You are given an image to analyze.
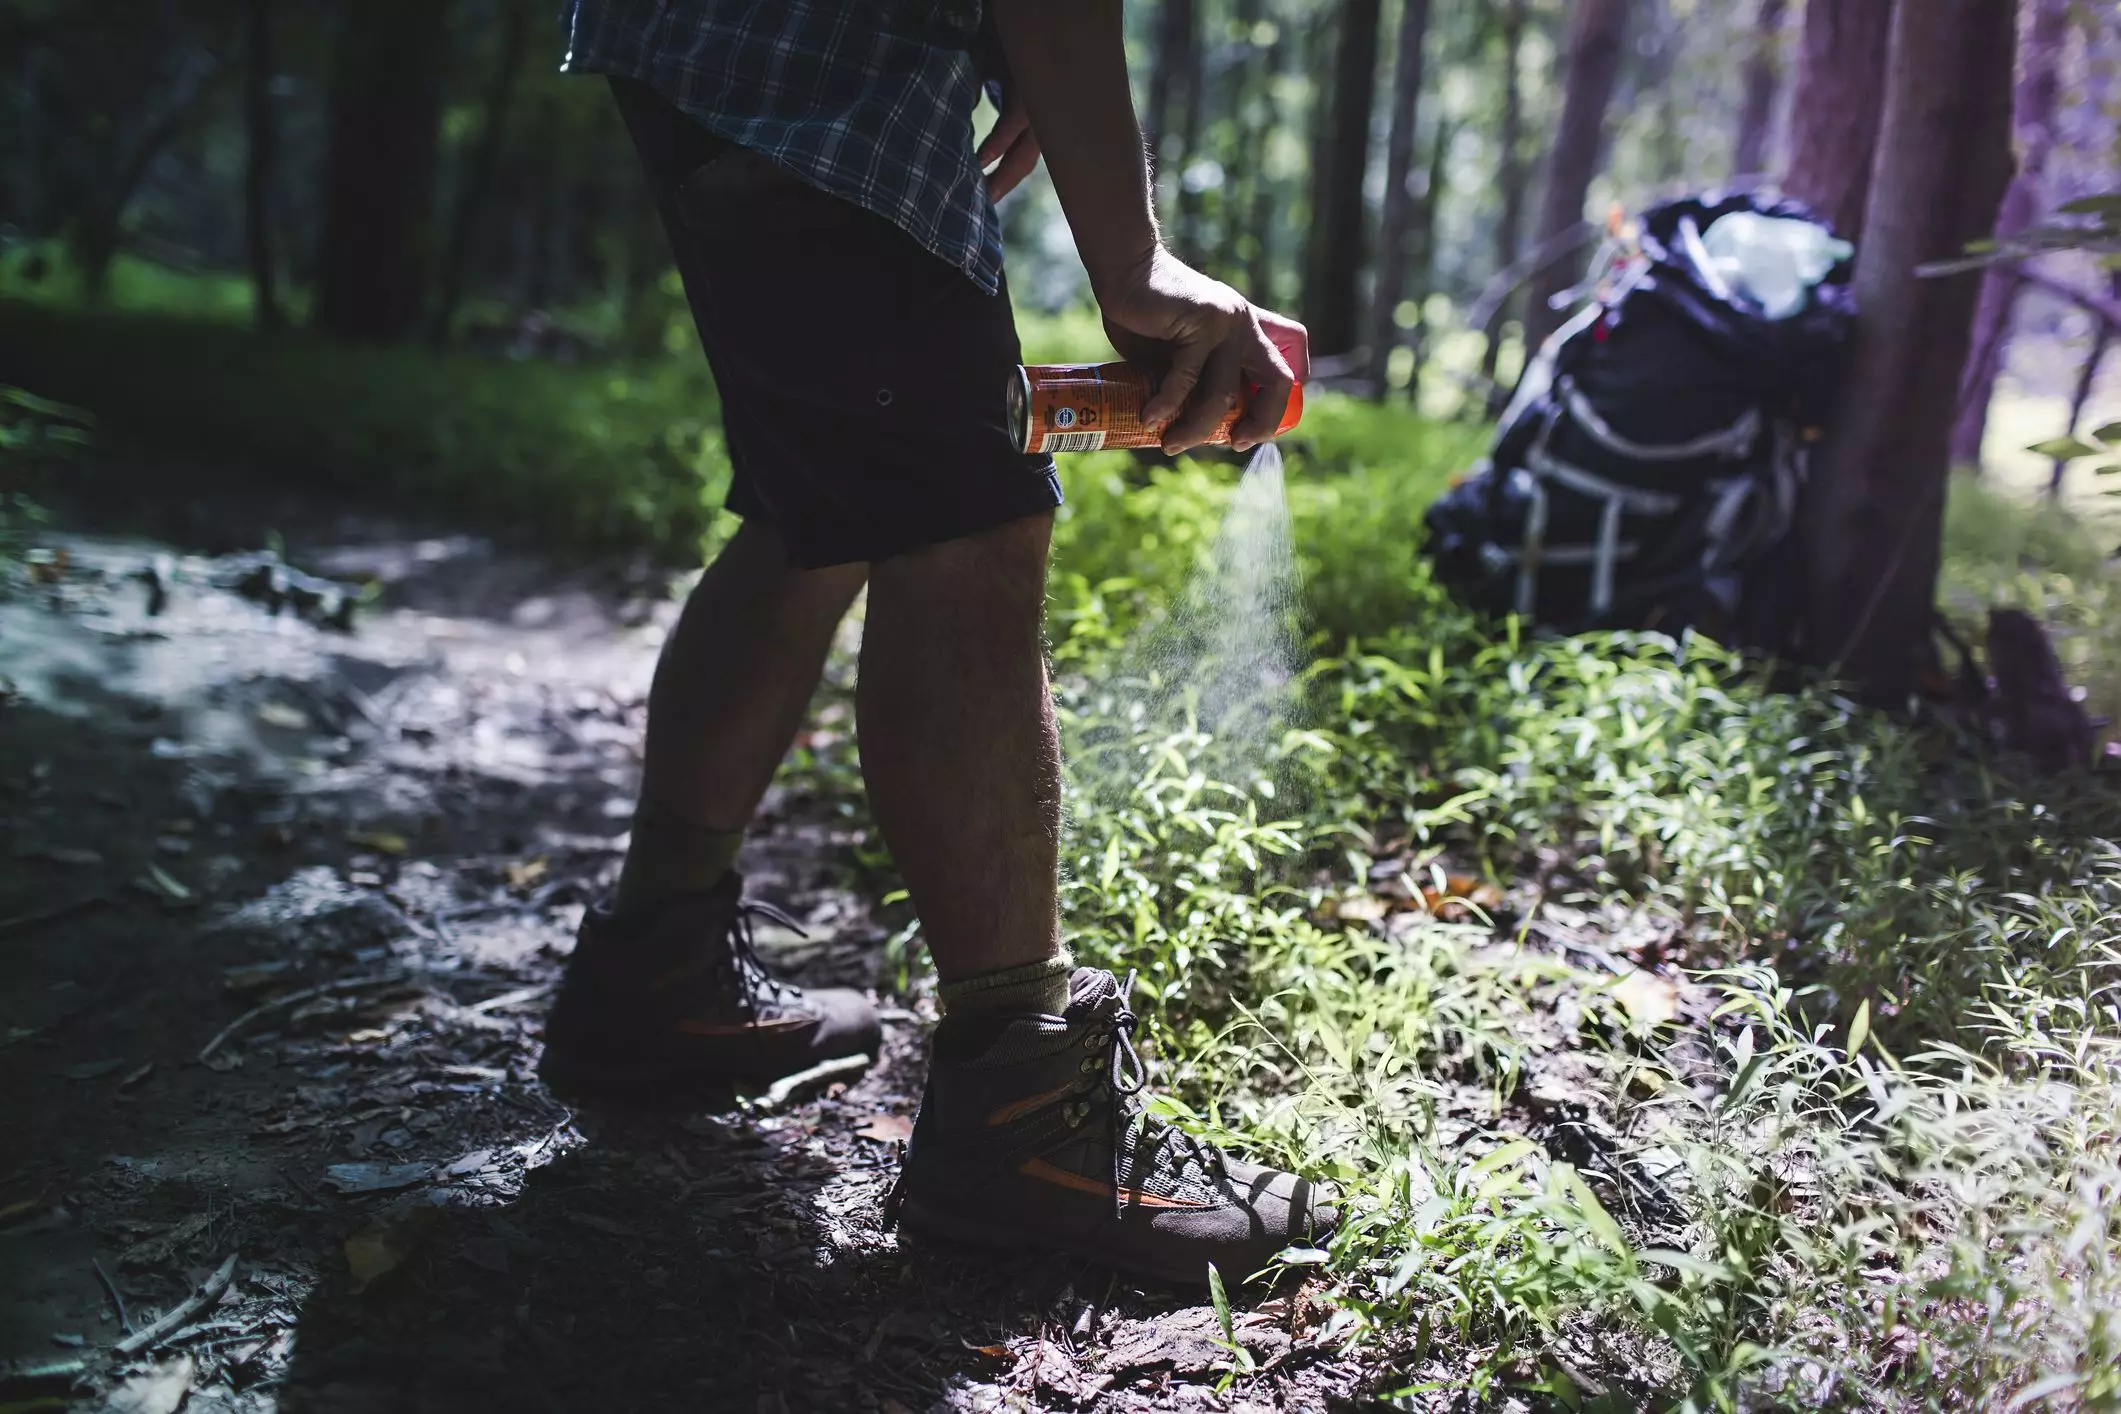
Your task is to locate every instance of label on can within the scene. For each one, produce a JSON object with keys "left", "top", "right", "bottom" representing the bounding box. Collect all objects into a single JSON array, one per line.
[{"left": 1039, "top": 430, "right": 1107, "bottom": 453}]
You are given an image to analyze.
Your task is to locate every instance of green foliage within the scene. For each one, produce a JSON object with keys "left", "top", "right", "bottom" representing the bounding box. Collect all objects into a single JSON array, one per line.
[
  {"left": 0, "top": 302, "right": 734, "bottom": 561},
  {"left": 0, "top": 383, "right": 92, "bottom": 564}
]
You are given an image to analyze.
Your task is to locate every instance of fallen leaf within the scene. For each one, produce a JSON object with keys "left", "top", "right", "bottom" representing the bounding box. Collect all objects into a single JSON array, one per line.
[
  {"left": 118, "top": 1062, "right": 156, "bottom": 1091},
  {"left": 1610, "top": 969, "right": 1679, "bottom": 1027},
  {"left": 64, "top": 1059, "right": 127, "bottom": 1082},
  {"left": 856, "top": 1114, "right": 913, "bottom": 1144},
  {"left": 323, "top": 1162, "right": 432, "bottom": 1195},
  {"left": 967, "top": 1343, "right": 1010, "bottom": 1360},
  {"left": 440, "top": 1148, "right": 495, "bottom": 1178},
  {"left": 1420, "top": 874, "right": 1505, "bottom": 919},
  {"left": 132, "top": 864, "right": 194, "bottom": 905},
  {"left": 345, "top": 1206, "right": 440, "bottom": 1293},
  {"left": 25, "top": 547, "right": 69, "bottom": 584},
  {"left": 48, "top": 1332, "right": 84, "bottom": 1348},
  {"left": 222, "top": 960, "right": 295, "bottom": 994},
  {"left": 346, "top": 830, "right": 408, "bottom": 856},
  {"left": 255, "top": 702, "right": 309, "bottom": 731},
  {"left": 106, "top": 1354, "right": 193, "bottom": 1414},
  {"left": 504, "top": 856, "right": 548, "bottom": 890},
  {"left": 1324, "top": 895, "right": 1390, "bottom": 923}
]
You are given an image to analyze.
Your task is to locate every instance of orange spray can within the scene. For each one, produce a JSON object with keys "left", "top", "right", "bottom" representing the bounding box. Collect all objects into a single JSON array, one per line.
[{"left": 1008, "top": 362, "right": 1304, "bottom": 454}]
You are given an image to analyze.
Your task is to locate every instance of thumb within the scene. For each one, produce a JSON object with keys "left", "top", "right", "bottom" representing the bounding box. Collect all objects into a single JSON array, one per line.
[{"left": 1140, "top": 332, "right": 1212, "bottom": 430}]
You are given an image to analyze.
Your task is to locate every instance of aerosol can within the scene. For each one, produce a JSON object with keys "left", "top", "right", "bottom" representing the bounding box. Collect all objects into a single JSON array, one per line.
[{"left": 1008, "top": 363, "right": 1304, "bottom": 454}]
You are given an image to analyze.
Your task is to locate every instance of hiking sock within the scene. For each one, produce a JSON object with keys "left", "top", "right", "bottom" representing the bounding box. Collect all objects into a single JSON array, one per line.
[
  {"left": 937, "top": 953, "right": 1075, "bottom": 1017},
  {"left": 611, "top": 811, "right": 744, "bottom": 931}
]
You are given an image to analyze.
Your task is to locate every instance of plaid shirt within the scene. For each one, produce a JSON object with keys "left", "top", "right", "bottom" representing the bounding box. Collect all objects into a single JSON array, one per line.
[{"left": 562, "top": 0, "right": 1004, "bottom": 293}]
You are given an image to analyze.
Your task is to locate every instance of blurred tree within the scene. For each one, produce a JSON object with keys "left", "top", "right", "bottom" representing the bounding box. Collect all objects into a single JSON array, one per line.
[
  {"left": 1368, "top": 0, "right": 1434, "bottom": 396},
  {"left": 1951, "top": 0, "right": 2072, "bottom": 471},
  {"left": 1730, "top": 0, "right": 1787, "bottom": 181},
  {"left": 1241, "top": 11, "right": 1297, "bottom": 306},
  {"left": 1478, "top": 0, "right": 1530, "bottom": 397},
  {"left": 314, "top": 0, "right": 451, "bottom": 341},
  {"left": 1522, "top": 0, "right": 1631, "bottom": 355},
  {"left": 242, "top": 0, "right": 281, "bottom": 329},
  {"left": 1146, "top": 0, "right": 1200, "bottom": 222},
  {"left": 1781, "top": 0, "right": 1891, "bottom": 239},
  {"left": 430, "top": 0, "right": 531, "bottom": 344},
  {"left": 1302, "top": 0, "right": 1383, "bottom": 358},
  {"left": 1799, "top": 0, "right": 2017, "bottom": 698}
]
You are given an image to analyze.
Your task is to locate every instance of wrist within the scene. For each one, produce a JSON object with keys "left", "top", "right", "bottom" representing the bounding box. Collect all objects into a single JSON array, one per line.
[{"left": 1084, "top": 237, "right": 1162, "bottom": 304}]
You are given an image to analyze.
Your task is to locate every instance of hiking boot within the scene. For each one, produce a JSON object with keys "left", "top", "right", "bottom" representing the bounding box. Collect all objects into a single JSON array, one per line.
[
  {"left": 887, "top": 968, "right": 1335, "bottom": 1287},
  {"left": 539, "top": 873, "right": 879, "bottom": 1092}
]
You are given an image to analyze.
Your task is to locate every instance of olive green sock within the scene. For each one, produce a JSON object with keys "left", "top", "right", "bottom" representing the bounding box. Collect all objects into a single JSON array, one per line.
[
  {"left": 936, "top": 953, "right": 1075, "bottom": 1016},
  {"left": 612, "top": 811, "right": 744, "bottom": 929}
]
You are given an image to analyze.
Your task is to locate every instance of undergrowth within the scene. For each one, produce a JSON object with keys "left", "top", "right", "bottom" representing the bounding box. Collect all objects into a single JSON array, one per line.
[{"left": 8, "top": 293, "right": 2119, "bottom": 1407}]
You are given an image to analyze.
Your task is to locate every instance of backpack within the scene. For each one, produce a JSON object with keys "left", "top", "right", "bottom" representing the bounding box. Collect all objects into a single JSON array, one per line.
[{"left": 1425, "top": 192, "right": 1856, "bottom": 644}]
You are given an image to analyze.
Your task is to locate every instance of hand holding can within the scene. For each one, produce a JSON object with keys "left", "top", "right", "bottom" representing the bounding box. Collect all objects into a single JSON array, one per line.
[{"left": 1008, "top": 362, "right": 1305, "bottom": 455}]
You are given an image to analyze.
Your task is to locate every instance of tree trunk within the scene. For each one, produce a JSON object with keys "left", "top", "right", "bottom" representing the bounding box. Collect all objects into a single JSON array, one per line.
[
  {"left": 521, "top": 97, "right": 562, "bottom": 315},
  {"left": 1217, "top": 0, "right": 1267, "bottom": 280},
  {"left": 1949, "top": 0, "right": 2071, "bottom": 471},
  {"left": 1405, "top": 114, "right": 1451, "bottom": 393},
  {"left": 1730, "top": 0, "right": 1787, "bottom": 180},
  {"left": 1243, "top": 15, "right": 1296, "bottom": 305},
  {"left": 1798, "top": 0, "right": 2017, "bottom": 700},
  {"left": 430, "top": 0, "right": 529, "bottom": 345},
  {"left": 1146, "top": 0, "right": 1197, "bottom": 202},
  {"left": 1479, "top": 0, "right": 1529, "bottom": 394},
  {"left": 74, "top": 93, "right": 200, "bottom": 305},
  {"left": 1301, "top": 0, "right": 1383, "bottom": 359},
  {"left": 1521, "top": 0, "right": 1630, "bottom": 356},
  {"left": 1367, "top": 0, "right": 1434, "bottom": 396},
  {"left": 242, "top": 0, "right": 281, "bottom": 331},
  {"left": 1781, "top": 0, "right": 1892, "bottom": 240},
  {"left": 314, "top": 0, "right": 449, "bottom": 342},
  {"left": 1174, "top": 0, "right": 1208, "bottom": 260}
]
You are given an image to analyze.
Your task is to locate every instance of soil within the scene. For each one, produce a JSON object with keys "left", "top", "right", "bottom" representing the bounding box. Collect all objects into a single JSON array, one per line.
[{"left": 0, "top": 490, "right": 1394, "bottom": 1414}]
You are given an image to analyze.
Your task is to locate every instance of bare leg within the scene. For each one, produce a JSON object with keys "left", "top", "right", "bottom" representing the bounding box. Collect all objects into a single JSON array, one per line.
[
  {"left": 616, "top": 519, "right": 865, "bottom": 915},
  {"left": 857, "top": 513, "right": 1063, "bottom": 982}
]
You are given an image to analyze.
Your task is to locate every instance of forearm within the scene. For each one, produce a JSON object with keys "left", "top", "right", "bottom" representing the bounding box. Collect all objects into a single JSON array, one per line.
[{"left": 988, "top": 0, "right": 1159, "bottom": 299}]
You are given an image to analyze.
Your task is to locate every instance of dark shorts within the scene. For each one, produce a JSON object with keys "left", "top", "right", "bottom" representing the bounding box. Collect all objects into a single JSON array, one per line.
[{"left": 610, "top": 78, "right": 1062, "bottom": 569}]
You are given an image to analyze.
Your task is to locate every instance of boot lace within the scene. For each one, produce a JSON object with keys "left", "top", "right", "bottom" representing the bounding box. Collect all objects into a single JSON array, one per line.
[
  {"left": 1099, "top": 971, "right": 1227, "bottom": 1218},
  {"left": 728, "top": 899, "right": 808, "bottom": 1016}
]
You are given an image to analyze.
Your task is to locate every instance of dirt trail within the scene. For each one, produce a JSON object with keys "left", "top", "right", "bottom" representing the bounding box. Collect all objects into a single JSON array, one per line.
[{"left": 0, "top": 498, "right": 1362, "bottom": 1413}]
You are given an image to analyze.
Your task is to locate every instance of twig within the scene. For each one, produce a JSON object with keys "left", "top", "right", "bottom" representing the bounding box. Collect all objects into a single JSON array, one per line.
[
  {"left": 0, "top": 895, "right": 109, "bottom": 939},
  {"left": 467, "top": 982, "right": 553, "bottom": 1015},
  {"left": 114, "top": 1253, "right": 237, "bottom": 1355},
  {"left": 738, "top": 1053, "right": 872, "bottom": 1116},
  {"left": 92, "top": 1257, "right": 132, "bottom": 1335},
  {"left": 2012, "top": 266, "right": 2121, "bottom": 334},
  {"left": 195, "top": 972, "right": 406, "bottom": 1064}
]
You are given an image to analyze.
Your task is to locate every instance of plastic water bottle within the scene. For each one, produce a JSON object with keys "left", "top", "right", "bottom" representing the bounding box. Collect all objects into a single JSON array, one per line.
[{"left": 1699, "top": 212, "right": 1855, "bottom": 320}]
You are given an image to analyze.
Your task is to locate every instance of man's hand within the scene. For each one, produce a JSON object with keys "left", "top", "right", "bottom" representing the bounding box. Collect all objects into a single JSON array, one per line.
[
  {"left": 976, "top": 88, "right": 1041, "bottom": 201},
  {"left": 1098, "top": 249, "right": 1310, "bottom": 454}
]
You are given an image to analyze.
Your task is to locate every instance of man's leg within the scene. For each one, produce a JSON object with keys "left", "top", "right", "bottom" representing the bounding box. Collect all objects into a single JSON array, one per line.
[
  {"left": 539, "top": 516, "right": 879, "bottom": 1091},
  {"left": 613, "top": 518, "right": 865, "bottom": 924},
  {"left": 857, "top": 513, "right": 1066, "bottom": 1005}
]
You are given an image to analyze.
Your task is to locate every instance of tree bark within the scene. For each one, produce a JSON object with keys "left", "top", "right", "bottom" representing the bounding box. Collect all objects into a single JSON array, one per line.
[
  {"left": 1367, "top": 0, "right": 1434, "bottom": 395},
  {"left": 429, "top": 0, "right": 529, "bottom": 345},
  {"left": 313, "top": 0, "right": 450, "bottom": 342},
  {"left": 242, "top": 0, "right": 281, "bottom": 331},
  {"left": 1146, "top": 0, "right": 1197, "bottom": 204},
  {"left": 1798, "top": 0, "right": 2017, "bottom": 700},
  {"left": 1521, "top": 0, "right": 1630, "bottom": 356},
  {"left": 1301, "top": 0, "right": 1384, "bottom": 358},
  {"left": 1781, "top": 0, "right": 1892, "bottom": 240},
  {"left": 1949, "top": 0, "right": 2071, "bottom": 470},
  {"left": 1243, "top": 15, "right": 1297, "bottom": 305},
  {"left": 1730, "top": 0, "right": 1786, "bottom": 181},
  {"left": 1479, "top": 0, "right": 1529, "bottom": 394}
]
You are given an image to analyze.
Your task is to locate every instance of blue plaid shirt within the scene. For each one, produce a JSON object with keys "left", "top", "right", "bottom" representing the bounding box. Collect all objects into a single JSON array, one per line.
[{"left": 561, "top": 0, "right": 1005, "bottom": 293}]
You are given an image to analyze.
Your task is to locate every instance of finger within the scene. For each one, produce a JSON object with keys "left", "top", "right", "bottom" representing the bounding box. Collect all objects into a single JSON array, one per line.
[
  {"left": 1163, "top": 339, "right": 1244, "bottom": 454},
  {"left": 1140, "top": 331, "right": 1213, "bottom": 430},
  {"left": 1255, "top": 308, "right": 1312, "bottom": 383},
  {"left": 976, "top": 105, "right": 1029, "bottom": 169},
  {"left": 985, "top": 133, "right": 1042, "bottom": 201},
  {"left": 1231, "top": 332, "right": 1295, "bottom": 450}
]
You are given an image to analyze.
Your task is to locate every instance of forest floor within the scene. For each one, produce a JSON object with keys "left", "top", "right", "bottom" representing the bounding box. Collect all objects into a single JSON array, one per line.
[{"left": 0, "top": 486, "right": 1442, "bottom": 1414}]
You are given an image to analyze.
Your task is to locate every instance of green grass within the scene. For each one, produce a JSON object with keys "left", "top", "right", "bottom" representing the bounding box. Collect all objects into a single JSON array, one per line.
[{"left": 9, "top": 291, "right": 2121, "bottom": 1406}]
